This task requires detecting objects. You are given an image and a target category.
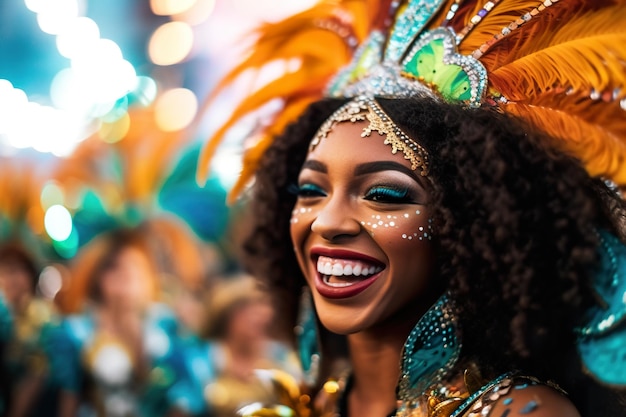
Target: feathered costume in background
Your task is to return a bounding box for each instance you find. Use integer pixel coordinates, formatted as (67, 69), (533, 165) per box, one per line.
(199, 0), (626, 201)
(52, 106), (226, 309)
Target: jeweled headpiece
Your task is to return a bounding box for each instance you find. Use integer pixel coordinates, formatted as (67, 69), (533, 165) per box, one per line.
(310, 96), (430, 174)
(200, 0), (626, 201)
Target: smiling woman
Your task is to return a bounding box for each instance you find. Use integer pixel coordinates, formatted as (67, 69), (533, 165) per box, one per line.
(201, 1), (626, 416)
(236, 95), (626, 417)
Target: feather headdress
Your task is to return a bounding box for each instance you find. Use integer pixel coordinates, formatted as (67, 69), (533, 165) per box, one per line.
(52, 107), (223, 291)
(200, 0), (626, 200)
(198, 0), (393, 199)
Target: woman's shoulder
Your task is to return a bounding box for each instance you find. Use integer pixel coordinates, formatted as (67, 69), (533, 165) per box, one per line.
(460, 375), (579, 417)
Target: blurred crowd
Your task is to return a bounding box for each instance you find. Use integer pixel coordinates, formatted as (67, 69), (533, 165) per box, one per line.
(0, 226), (301, 417)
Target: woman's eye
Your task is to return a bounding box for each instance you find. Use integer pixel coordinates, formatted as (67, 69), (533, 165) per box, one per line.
(364, 186), (411, 203)
(297, 183), (326, 198)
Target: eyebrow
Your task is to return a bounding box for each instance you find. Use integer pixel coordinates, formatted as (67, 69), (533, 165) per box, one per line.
(301, 159), (424, 185)
(301, 160), (327, 173)
(354, 161), (421, 182)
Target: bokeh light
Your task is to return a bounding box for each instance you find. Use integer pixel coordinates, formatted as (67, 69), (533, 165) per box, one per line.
(233, 0), (318, 22)
(2, 101), (86, 156)
(24, 0), (47, 13)
(0, 80), (28, 135)
(172, 0), (216, 25)
(211, 146), (243, 190)
(154, 88), (198, 132)
(36, 0), (80, 35)
(44, 204), (73, 241)
(148, 21), (194, 66)
(151, 0), (197, 16)
(51, 227), (79, 259)
(41, 181), (65, 209)
(4, 2), (144, 156)
(66, 38), (137, 116)
(38, 265), (64, 299)
(129, 76), (158, 107)
(56, 17), (100, 59)
(101, 97), (130, 124)
(99, 112), (131, 144)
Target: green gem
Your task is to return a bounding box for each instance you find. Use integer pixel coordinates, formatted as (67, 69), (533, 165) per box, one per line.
(403, 39), (471, 102)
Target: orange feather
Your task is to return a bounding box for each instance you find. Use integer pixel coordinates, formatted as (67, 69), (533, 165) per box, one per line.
(455, 0), (539, 53)
(227, 96), (316, 203)
(489, 6), (626, 100)
(505, 93), (626, 185)
(198, 0), (391, 192)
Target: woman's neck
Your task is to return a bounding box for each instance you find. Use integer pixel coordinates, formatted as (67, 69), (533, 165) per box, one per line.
(344, 295), (438, 417)
(346, 323), (411, 417)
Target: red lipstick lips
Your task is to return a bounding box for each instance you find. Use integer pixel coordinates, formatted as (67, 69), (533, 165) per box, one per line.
(310, 247), (384, 299)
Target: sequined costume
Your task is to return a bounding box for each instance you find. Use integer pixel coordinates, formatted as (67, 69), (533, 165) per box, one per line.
(46, 303), (179, 417)
(151, 336), (300, 417)
(1, 296), (59, 417)
(144, 332), (216, 416)
(241, 295), (580, 417)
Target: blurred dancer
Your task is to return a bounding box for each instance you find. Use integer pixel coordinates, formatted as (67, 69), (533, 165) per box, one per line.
(0, 243), (58, 417)
(50, 228), (179, 417)
(157, 275), (299, 417)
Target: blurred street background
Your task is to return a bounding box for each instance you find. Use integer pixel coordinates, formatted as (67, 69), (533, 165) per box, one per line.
(0, 1), (316, 416)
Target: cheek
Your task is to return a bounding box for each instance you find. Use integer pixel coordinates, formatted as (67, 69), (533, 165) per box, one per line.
(289, 205), (315, 270)
(289, 205), (319, 247)
(358, 208), (433, 242)
(290, 206), (312, 225)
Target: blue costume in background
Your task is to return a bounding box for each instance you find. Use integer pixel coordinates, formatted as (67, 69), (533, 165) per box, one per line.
(47, 303), (181, 417)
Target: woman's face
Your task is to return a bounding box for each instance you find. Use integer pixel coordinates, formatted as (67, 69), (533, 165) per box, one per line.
(0, 260), (33, 308)
(290, 121), (436, 335)
(99, 246), (156, 310)
(227, 300), (274, 341)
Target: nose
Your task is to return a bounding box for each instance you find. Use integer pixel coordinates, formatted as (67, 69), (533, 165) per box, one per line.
(310, 194), (361, 241)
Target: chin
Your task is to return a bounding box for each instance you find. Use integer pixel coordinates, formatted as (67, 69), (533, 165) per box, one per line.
(315, 304), (376, 335)
(319, 321), (361, 336)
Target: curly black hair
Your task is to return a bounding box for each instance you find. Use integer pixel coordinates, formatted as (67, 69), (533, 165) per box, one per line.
(242, 97), (626, 414)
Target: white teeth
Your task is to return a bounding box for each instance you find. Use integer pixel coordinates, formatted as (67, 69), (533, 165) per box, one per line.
(315, 256), (383, 279)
